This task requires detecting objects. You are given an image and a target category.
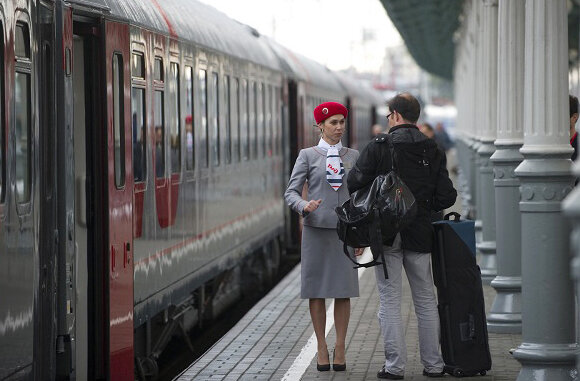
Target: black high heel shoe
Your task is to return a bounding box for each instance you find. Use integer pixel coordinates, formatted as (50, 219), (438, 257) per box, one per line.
(332, 349), (346, 371)
(316, 350), (330, 371)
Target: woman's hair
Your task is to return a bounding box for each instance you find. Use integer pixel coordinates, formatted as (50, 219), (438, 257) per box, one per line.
(570, 94), (579, 117)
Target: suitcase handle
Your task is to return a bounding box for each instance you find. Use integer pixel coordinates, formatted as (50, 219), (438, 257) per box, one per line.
(444, 212), (461, 222)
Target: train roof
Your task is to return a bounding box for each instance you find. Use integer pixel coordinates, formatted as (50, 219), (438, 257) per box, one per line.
(335, 73), (384, 106)
(72, 0), (282, 71)
(265, 38), (343, 94)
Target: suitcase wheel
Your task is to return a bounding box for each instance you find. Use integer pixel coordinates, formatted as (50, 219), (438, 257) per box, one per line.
(479, 371), (487, 376)
(452, 368), (464, 377)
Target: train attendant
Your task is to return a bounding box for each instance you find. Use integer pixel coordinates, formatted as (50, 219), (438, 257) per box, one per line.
(284, 102), (362, 372)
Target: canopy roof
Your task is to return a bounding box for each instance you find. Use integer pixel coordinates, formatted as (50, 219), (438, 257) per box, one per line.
(380, 0), (580, 80)
(380, 0), (463, 80)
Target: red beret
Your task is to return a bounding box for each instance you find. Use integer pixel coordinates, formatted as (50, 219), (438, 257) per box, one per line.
(185, 115), (192, 124)
(313, 102), (348, 124)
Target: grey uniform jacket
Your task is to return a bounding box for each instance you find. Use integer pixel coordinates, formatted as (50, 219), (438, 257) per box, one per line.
(284, 146), (359, 229)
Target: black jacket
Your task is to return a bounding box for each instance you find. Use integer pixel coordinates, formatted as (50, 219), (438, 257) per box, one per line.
(347, 124), (457, 252)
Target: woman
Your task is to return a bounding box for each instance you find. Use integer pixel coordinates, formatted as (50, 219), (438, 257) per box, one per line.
(284, 101), (362, 372)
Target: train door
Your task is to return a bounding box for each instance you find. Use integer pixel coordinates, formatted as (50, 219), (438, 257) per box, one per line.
(37, 2), (59, 379)
(104, 21), (134, 380)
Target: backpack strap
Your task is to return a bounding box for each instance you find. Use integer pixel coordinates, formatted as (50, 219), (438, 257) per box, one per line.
(385, 135), (397, 173)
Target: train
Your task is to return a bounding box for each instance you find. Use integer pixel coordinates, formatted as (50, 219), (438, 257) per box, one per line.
(0, 0), (383, 380)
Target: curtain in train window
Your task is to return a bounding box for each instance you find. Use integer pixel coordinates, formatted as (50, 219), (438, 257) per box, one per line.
(112, 53), (125, 188)
(169, 63), (181, 174)
(131, 52), (146, 182)
(211, 72), (220, 166)
(185, 66), (194, 170)
(15, 22), (32, 202)
(199, 69), (208, 167)
(224, 75), (232, 164)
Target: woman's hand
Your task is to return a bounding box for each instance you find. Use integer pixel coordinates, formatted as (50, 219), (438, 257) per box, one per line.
(354, 248), (365, 257)
(303, 199), (322, 213)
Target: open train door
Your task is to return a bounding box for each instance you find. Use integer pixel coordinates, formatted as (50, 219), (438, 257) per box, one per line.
(104, 21), (134, 380)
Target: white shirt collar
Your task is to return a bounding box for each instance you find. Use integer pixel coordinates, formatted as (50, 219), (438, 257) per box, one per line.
(317, 138), (343, 151)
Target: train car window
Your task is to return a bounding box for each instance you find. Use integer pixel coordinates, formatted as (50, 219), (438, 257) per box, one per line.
(15, 23), (30, 58)
(199, 69), (208, 167)
(263, 84), (269, 157)
(131, 53), (146, 183)
(112, 53), (126, 188)
(132, 52), (145, 78)
(154, 90), (165, 178)
(267, 85), (273, 156)
(260, 83), (266, 157)
(0, 22), (5, 202)
(211, 72), (220, 167)
(241, 79), (248, 161)
(224, 75), (231, 164)
(14, 22), (32, 203)
(274, 87), (282, 155)
(169, 63), (181, 174)
(232, 78), (240, 162)
(131, 88), (146, 182)
(252, 82), (257, 159)
(185, 66), (194, 171)
(154, 57), (163, 81)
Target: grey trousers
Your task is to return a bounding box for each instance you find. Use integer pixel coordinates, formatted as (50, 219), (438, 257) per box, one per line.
(374, 234), (444, 375)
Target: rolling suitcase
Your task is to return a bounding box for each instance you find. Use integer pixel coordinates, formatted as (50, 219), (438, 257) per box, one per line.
(431, 212), (492, 377)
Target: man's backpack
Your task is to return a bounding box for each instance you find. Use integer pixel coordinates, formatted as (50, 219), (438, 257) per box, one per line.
(335, 138), (417, 278)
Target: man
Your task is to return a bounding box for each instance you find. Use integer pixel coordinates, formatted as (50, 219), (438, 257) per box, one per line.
(570, 94), (578, 161)
(347, 93), (457, 379)
(419, 122), (435, 139)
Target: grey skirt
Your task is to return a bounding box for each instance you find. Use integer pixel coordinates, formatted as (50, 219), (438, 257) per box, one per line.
(300, 225), (360, 299)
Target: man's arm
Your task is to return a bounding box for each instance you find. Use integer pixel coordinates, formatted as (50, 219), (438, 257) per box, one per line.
(347, 140), (381, 194)
(432, 150), (457, 211)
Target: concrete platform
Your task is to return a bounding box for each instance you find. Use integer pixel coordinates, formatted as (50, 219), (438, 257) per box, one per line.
(175, 249), (522, 381)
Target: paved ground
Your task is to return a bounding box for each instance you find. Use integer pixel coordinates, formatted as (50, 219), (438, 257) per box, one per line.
(176, 257), (522, 381)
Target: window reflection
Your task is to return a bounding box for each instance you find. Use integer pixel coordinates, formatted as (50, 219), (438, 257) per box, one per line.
(131, 88), (146, 182)
(155, 91), (165, 178)
(15, 72), (31, 202)
(170, 63), (181, 174)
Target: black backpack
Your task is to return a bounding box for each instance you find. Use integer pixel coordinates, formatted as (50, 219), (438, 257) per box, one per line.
(335, 138), (417, 278)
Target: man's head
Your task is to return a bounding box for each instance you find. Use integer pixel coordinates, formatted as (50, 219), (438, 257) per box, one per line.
(570, 95), (579, 137)
(386, 93), (421, 127)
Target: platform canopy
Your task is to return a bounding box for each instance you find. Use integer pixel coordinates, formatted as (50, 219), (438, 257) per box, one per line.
(379, 0), (463, 80)
(380, 0), (580, 81)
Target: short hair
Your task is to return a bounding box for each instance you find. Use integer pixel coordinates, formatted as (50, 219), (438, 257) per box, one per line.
(387, 93), (421, 123)
(570, 95), (579, 117)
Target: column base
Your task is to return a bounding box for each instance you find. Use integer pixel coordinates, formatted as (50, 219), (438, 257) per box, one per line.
(475, 219), (483, 243)
(477, 240), (496, 285)
(513, 343), (578, 381)
(487, 276), (522, 333)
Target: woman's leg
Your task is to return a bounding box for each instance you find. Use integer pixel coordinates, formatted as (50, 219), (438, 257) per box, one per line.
(333, 298), (350, 364)
(309, 298), (329, 364)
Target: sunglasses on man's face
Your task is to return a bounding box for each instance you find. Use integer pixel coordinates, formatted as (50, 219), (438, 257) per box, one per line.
(386, 112), (393, 120)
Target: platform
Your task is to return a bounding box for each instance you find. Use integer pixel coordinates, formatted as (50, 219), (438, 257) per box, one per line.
(175, 248), (522, 381)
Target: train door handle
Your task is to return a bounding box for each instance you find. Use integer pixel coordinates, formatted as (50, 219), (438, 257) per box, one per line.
(124, 242), (131, 267)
